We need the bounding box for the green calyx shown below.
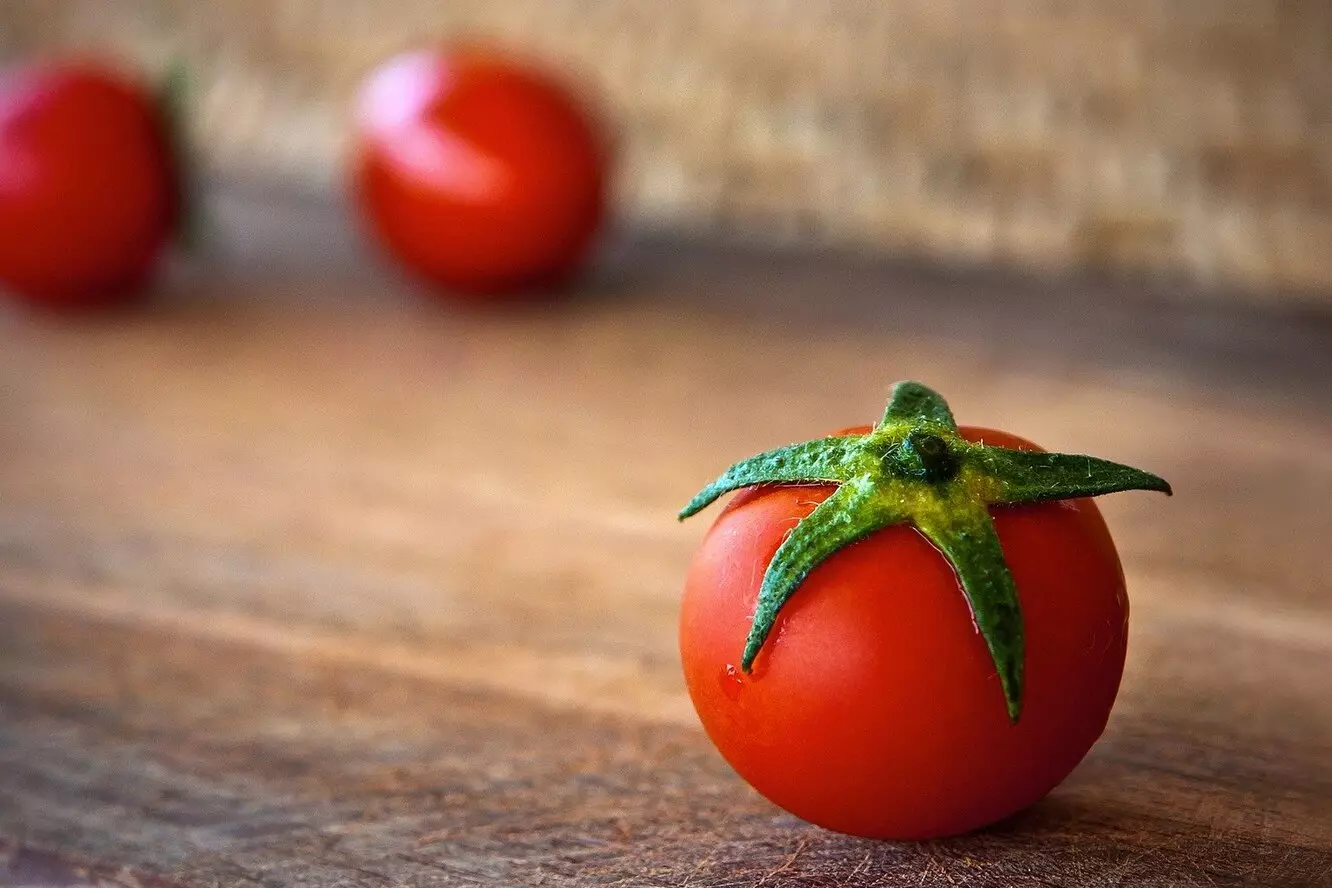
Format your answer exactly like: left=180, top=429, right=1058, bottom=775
left=679, top=381, right=1171, bottom=723
left=155, top=62, right=202, bottom=251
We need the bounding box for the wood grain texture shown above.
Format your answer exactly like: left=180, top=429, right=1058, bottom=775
left=1, top=186, right=1331, bottom=886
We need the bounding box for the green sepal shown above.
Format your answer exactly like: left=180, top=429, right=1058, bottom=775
left=972, top=446, right=1173, bottom=504
left=882, top=380, right=958, bottom=430
left=741, top=478, right=905, bottom=671
left=678, top=435, right=869, bottom=520
left=914, top=504, right=1025, bottom=722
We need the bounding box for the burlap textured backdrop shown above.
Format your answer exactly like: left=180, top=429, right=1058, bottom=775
left=3, top=1, right=1330, bottom=300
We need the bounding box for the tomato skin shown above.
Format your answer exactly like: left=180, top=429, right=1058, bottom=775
left=0, top=63, right=178, bottom=309
left=352, top=49, right=607, bottom=300
left=680, top=427, right=1128, bottom=840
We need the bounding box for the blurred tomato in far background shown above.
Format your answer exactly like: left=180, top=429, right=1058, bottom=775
left=351, top=48, right=608, bottom=302
left=0, top=61, right=181, bottom=311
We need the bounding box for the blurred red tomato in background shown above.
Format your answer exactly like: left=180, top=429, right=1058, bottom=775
left=0, top=62, right=180, bottom=310
left=351, top=49, right=608, bottom=301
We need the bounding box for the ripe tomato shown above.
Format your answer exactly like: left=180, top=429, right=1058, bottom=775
left=0, top=62, right=179, bottom=309
left=680, top=426, right=1129, bottom=840
left=352, top=49, right=608, bottom=300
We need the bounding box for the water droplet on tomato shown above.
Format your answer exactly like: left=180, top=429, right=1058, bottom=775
left=719, top=664, right=744, bottom=701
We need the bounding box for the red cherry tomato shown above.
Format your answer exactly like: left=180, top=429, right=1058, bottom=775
left=680, top=427, right=1128, bottom=840
left=0, top=62, right=178, bottom=309
left=352, top=49, right=608, bottom=300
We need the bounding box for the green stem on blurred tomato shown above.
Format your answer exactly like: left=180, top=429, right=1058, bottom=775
left=156, top=61, right=203, bottom=251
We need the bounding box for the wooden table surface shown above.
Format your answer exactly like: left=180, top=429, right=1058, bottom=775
left=2, top=186, right=1331, bottom=887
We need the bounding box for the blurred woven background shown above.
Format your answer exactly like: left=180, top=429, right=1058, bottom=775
left=2, top=0, right=1330, bottom=301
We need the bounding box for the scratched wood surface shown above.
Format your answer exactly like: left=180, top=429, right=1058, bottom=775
left=1, top=184, right=1331, bottom=887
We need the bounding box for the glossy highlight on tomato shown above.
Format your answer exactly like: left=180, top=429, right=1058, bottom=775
left=0, top=62, right=179, bottom=310
left=680, top=427, right=1130, bottom=840
left=351, top=49, right=608, bottom=300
